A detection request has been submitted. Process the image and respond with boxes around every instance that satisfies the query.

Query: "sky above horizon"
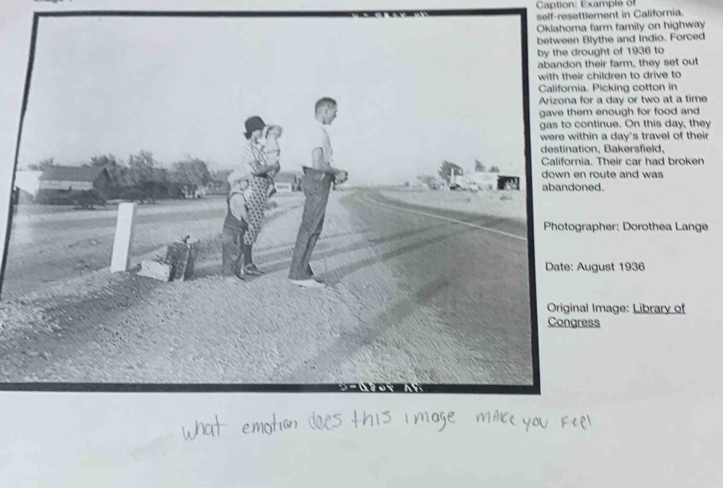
[19,15,525,185]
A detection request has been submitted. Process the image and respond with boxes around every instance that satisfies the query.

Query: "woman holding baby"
[221,115,281,280]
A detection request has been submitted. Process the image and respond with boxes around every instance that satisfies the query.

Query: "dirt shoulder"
[0,192,386,382]
[0,190,532,385]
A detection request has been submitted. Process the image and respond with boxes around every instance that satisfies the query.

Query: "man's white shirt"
[306,119,333,168]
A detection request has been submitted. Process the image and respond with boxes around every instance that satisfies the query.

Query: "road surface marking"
[360,192,527,242]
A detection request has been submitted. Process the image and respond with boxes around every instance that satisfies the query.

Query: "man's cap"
[244,116,266,134]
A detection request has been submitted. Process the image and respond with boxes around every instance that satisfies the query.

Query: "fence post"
[110,202,137,272]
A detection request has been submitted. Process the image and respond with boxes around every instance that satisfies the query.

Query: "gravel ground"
[0,189,532,385]
[0,193,381,382]
[379,189,527,222]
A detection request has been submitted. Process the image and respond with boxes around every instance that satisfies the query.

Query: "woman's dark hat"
[245,116,266,135]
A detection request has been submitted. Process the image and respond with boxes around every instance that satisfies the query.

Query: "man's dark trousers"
[221,202,248,277]
[288,167,334,280]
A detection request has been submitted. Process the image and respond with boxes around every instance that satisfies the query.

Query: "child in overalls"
[221,177,250,280]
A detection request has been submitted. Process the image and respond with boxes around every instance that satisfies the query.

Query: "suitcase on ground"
[164,236,198,281]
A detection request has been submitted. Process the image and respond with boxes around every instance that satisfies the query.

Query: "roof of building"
[39,165,109,182]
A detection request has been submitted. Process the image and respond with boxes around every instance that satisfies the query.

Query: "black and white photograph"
[1,10,537,393]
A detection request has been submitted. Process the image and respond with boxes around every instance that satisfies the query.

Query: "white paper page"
[0,0,721,486]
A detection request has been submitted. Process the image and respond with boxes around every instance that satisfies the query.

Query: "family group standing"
[221,97,348,288]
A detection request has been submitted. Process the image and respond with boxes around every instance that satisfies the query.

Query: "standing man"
[288,97,348,288]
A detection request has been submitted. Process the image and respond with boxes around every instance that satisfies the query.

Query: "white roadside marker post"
[110,202,137,273]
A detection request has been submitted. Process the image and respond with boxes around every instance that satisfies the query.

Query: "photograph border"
[0,8,539,395]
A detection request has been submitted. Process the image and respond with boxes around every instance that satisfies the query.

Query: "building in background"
[451,166,522,191]
[36,166,112,204]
